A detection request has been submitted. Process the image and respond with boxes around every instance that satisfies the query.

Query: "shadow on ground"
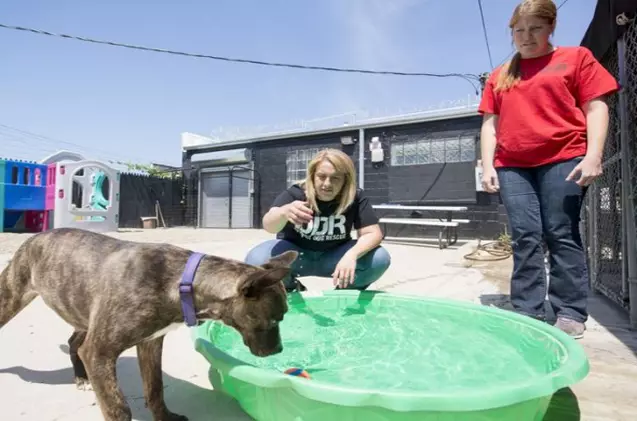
[479,293,558,323]
[479,292,637,368]
[471,250,637,358]
[480,292,637,357]
[545,388,581,421]
[0,353,251,421]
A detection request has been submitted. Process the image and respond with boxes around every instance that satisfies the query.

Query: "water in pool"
[209,293,561,392]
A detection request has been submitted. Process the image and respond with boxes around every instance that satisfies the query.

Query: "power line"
[477,0,495,69]
[0,123,146,164]
[0,22,481,88]
[0,123,127,159]
[493,0,571,68]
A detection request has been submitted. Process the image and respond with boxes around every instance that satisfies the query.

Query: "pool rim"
[192,290,590,413]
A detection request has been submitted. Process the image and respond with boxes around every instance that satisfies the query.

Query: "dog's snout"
[240,325,285,357]
[244,335,283,357]
[257,343,283,357]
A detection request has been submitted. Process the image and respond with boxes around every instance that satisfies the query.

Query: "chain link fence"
[583,16,637,323]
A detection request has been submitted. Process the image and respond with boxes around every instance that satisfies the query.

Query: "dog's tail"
[0,236,38,329]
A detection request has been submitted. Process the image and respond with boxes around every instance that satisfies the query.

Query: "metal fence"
[583,15,637,327]
[116,168,199,229]
[116,162,262,230]
[118,170,190,228]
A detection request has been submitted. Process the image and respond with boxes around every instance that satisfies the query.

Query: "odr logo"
[296,215,347,241]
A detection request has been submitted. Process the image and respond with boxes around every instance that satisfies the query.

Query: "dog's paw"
[75,377,93,392]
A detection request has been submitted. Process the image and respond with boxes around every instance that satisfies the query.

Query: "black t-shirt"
[270,184,379,251]
[580,0,637,61]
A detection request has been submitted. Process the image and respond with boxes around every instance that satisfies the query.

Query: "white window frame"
[286,147,325,186]
[390,135,476,166]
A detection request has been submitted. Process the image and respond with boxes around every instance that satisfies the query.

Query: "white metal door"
[200,173,230,228]
[231,170,252,228]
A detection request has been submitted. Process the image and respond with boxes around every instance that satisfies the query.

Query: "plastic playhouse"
[1,151,120,233]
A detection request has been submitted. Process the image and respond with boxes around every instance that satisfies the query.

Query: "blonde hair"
[495,0,557,92]
[300,148,357,216]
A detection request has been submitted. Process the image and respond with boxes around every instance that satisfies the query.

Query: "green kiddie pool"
[192,290,589,421]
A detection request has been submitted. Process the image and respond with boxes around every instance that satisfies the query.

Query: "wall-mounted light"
[340,135,356,145]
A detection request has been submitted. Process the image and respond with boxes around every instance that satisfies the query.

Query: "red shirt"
[478,46,620,168]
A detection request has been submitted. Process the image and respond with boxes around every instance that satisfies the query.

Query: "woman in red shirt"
[478,0,619,338]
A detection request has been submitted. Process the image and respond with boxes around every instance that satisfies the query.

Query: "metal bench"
[373,204,469,249]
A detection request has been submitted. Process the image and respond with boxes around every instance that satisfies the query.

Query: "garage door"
[200,173,229,228]
[200,169,253,228]
[231,170,252,228]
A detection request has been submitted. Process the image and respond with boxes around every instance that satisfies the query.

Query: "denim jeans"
[244,239,391,290]
[497,157,589,323]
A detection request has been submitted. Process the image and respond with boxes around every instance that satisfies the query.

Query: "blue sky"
[1,0,598,167]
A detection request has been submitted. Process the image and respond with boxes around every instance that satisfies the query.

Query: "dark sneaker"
[512,310,546,322]
[527,314,546,322]
[554,317,585,339]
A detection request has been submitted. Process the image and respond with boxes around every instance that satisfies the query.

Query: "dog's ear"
[261,250,298,269]
[239,266,291,298]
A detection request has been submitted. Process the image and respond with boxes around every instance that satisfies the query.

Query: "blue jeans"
[497,157,589,323]
[244,239,391,290]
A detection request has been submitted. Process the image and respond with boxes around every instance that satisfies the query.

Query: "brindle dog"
[0,227,297,421]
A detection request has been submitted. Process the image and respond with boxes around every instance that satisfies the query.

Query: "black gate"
[119,170,192,228]
[196,165,260,229]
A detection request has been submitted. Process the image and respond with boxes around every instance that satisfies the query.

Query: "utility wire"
[0,22,481,91]
[493,0,571,68]
[0,123,147,164]
[477,0,495,69]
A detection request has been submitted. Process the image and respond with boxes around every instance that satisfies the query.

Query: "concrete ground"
[0,228,635,420]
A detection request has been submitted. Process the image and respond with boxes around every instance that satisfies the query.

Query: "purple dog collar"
[180,252,206,327]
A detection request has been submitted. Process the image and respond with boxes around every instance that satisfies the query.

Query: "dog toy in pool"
[284,368,311,379]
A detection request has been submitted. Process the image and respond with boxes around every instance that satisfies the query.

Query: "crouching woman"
[245,148,391,292]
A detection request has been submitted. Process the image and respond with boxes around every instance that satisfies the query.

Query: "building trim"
[184,107,479,154]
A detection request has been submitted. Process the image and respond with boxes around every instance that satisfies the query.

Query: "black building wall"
[252,114,509,240]
[251,130,360,229]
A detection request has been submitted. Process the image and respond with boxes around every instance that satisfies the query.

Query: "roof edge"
[184,106,480,154]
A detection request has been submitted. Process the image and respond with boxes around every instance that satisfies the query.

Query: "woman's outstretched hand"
[282,201,314,226]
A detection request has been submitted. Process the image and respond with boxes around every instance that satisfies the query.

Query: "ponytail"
[494,52,523,92]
